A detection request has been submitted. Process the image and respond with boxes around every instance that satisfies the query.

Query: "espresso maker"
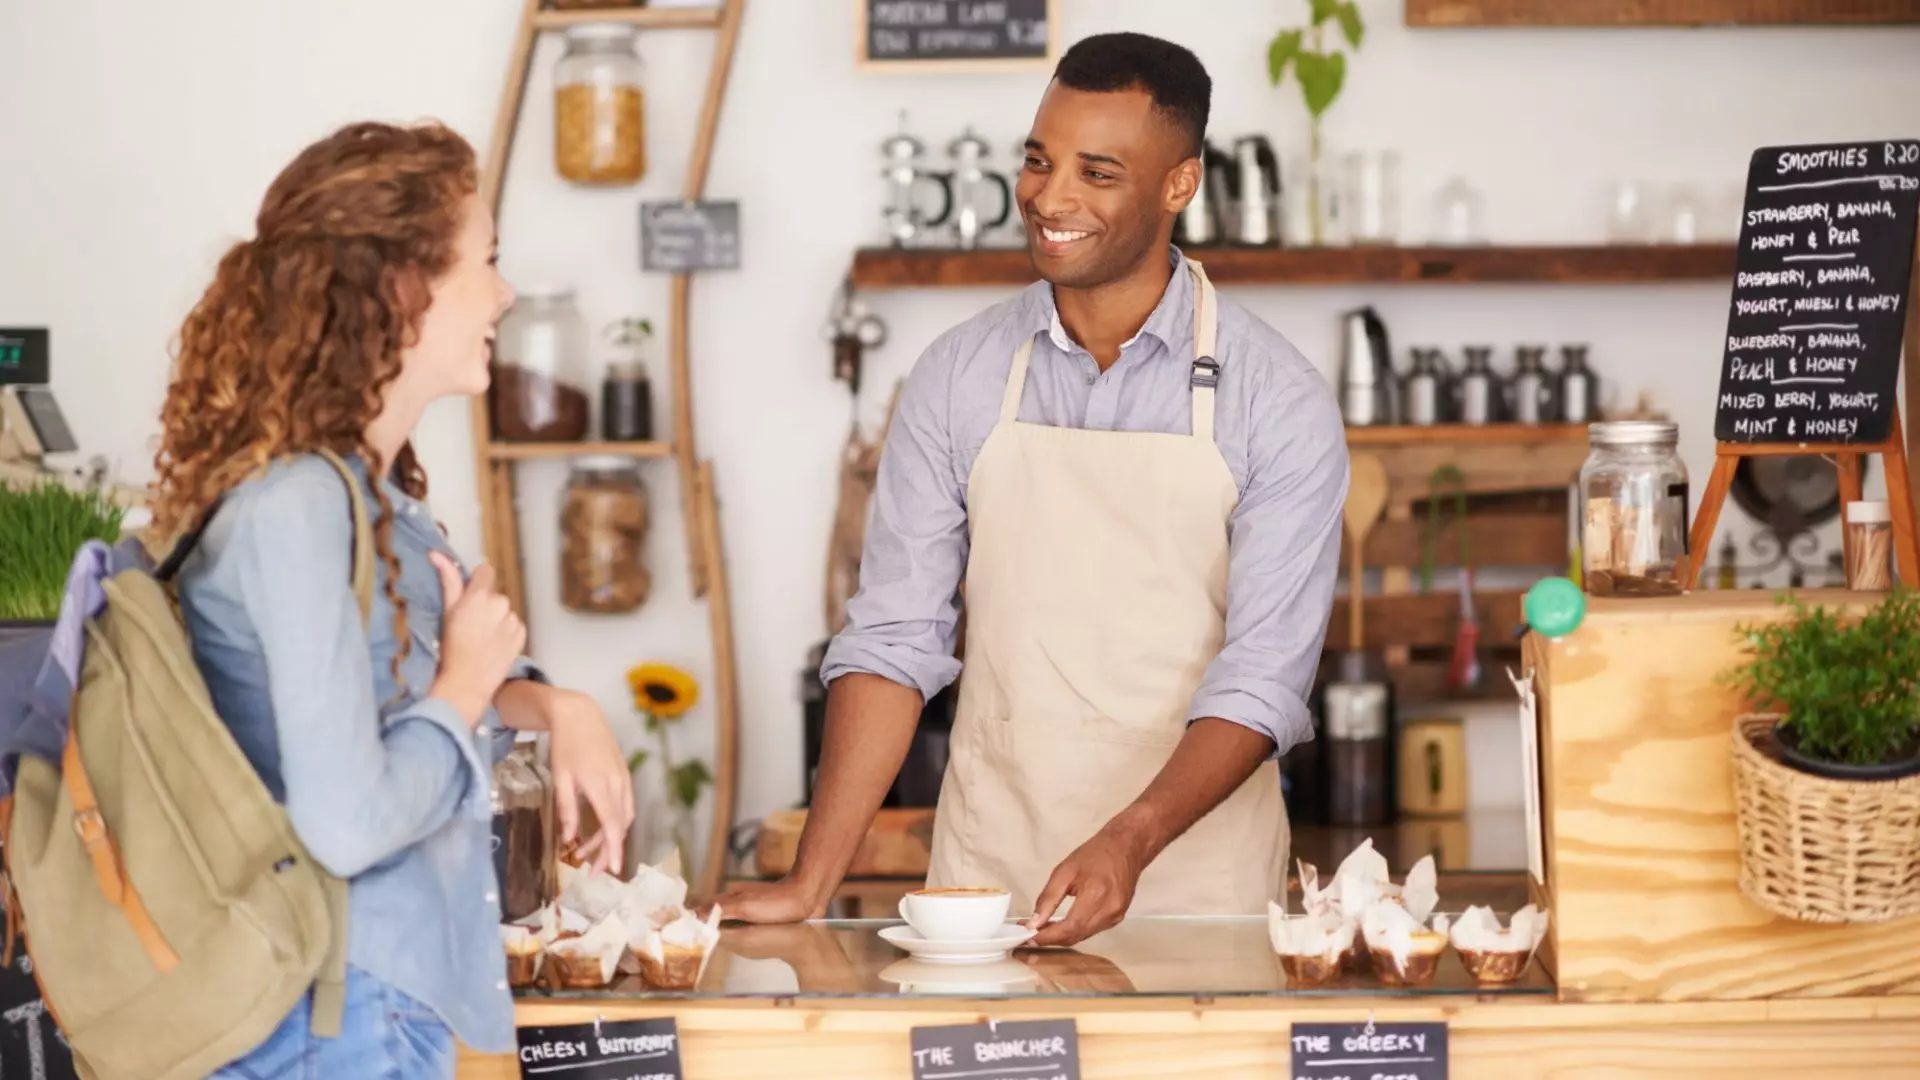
[879,114,952,247]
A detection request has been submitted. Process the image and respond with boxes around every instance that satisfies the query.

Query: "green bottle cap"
[1525,577,1586,639]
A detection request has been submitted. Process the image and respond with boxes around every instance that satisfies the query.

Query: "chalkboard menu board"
[1291,1021,1447,1080]
[859,0,1054,68]
[1714,140,1920,445]
[640,200,740,273]
[517,1017,682,1080]
[910,1018,1079,1080]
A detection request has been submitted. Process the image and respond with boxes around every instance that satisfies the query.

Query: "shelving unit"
[848,243,1738,289]
[1404,0,1920,25]
[471,0,745,897]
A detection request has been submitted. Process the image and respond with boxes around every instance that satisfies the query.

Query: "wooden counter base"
[457,993,1920,1079]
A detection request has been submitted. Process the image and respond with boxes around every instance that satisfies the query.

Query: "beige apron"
[926,258,1287,917]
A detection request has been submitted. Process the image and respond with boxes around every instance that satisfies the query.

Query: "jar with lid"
[491,734,556,922]
[493,288,591,442]
[554,24,646,186]
[1845,500,1894,591]
[1579,420,1690,597]
[600,317,656,442]
[560,457,651,613]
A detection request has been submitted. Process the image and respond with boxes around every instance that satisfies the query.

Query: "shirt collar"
[1029,245,1195,360]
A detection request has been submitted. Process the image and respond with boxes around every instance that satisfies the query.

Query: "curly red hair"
[151,120,480,679]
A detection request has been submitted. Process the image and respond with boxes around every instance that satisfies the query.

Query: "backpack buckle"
[72,809,106,843]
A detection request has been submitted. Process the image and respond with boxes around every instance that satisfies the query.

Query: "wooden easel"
[1684,409,1920,589]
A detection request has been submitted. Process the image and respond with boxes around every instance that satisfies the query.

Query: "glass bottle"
[491,735,554,922]
[600,318,656,442]
[559,457,651,614]
[1579,421,1690,597]
[492,287,592,442]
[554,24,646,185]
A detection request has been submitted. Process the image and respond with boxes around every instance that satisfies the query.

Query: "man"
[718,32,1347,947]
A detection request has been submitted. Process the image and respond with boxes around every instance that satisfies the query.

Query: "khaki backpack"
[1,450,368,1080]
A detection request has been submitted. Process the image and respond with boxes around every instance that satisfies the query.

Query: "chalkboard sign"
[0,947,78,1080]
[1714,139,1920,445]
[858,0,1054,69]
[640,200,740,273]
[1290,1020,1447,1080]
[516,1017,682,1080]
[910,1018,1079,1080]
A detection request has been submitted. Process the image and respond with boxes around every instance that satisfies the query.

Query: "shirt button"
[1085,376,1094,386]
[485,891,498,903]
[496,980,508,991]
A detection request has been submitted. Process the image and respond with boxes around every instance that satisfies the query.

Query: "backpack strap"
[306,448,375,1039]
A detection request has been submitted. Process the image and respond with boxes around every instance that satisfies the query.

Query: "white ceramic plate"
[878,923,1039,964]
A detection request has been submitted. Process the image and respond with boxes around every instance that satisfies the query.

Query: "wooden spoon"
[1343,453,1390,653]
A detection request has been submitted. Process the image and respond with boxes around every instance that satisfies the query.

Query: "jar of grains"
[560,456,651,613]
[1578,420,1691,597]
[554,24,646,185]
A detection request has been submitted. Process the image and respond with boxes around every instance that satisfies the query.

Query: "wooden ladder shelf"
[471,0,746,898]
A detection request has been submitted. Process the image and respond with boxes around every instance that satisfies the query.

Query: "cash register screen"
[16,386,78,454]
[0,328,50,386]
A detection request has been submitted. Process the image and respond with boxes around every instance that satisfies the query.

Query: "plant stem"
[1307,24,1325,247]
[653,716,694,871]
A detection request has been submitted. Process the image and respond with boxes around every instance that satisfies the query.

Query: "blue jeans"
[209,965,454,1080]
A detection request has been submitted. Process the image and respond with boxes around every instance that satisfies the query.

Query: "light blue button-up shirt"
[177,452,533,1054]
[822,247,1350,755]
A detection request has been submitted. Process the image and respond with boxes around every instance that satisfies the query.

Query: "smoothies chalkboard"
[1713,139,1920,445]
[859,0,1054,69]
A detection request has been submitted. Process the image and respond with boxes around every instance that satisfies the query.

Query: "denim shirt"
[176,452,535,1054]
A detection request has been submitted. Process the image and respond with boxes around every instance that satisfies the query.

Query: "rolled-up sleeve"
[230,471,494,879]
[819,335,969,701]
[1189,366,1349,756]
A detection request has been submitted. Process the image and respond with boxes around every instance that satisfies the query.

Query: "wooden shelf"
[486,439,674,461]
[1406,0,1920,25]
[532,4,722,30]
[849,244,1738,289]
[1345,423,1588,448]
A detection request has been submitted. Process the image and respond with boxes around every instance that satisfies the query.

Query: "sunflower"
[626,662,699,719]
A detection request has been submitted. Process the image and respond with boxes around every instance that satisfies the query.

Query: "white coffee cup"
[897,886,1011,942]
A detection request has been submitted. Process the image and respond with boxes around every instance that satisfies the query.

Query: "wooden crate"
[1528,590,1920,1001]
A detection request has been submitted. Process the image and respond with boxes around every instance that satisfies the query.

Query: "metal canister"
[1456,346,1496,426]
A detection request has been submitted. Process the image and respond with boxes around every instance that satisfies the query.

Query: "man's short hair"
[1052,32,1211,159]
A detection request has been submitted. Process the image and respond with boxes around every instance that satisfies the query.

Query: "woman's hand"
[542,689,636,877]
[428,553,526,727]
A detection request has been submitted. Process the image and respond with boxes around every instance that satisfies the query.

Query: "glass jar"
[1342,151,1400,245]
[491,735,555,922]
[600,360,654,441]
[554,24,646,186]
[493,287,591,442]
[560,456,650,613]
[1579,421,1690,597]
[1845,500,1893,591]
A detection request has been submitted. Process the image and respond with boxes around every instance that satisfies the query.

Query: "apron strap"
[1187,259,1220,443]
[1001,336,1036,424]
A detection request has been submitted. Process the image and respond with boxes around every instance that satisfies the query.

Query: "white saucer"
[878,923,1038,964]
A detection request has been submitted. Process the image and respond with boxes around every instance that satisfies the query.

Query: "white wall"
[3,1,1918,861]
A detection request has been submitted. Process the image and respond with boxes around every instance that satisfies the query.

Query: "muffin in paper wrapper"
[1267,902,1353,985]
[1362,902,1450,987]
[629,906,723,990]
[545,913,629,989]
[501,904,560,989]
[1449,904,1549,984]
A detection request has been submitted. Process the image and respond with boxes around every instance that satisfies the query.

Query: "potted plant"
[0,479,126,642]
[1723,590,1920,924]
[1266,0,1364,246]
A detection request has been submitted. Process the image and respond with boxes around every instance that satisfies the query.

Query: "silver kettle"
[1231,136,1281,247]
[1175,142,1235,247]
[1338,306,1395,427]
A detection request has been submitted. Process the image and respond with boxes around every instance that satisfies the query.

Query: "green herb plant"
[0,480,125,621]
[1267,0,1365,246]
[1724,590,1920,768]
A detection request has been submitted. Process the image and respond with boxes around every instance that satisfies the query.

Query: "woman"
[150,120,635,1076]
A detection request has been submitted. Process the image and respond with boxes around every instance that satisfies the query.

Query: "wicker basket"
[1731,714,1920,924]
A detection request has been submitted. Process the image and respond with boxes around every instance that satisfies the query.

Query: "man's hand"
[1026,816,1154,947]
[705,877,827,924]
[541,689,636,877]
